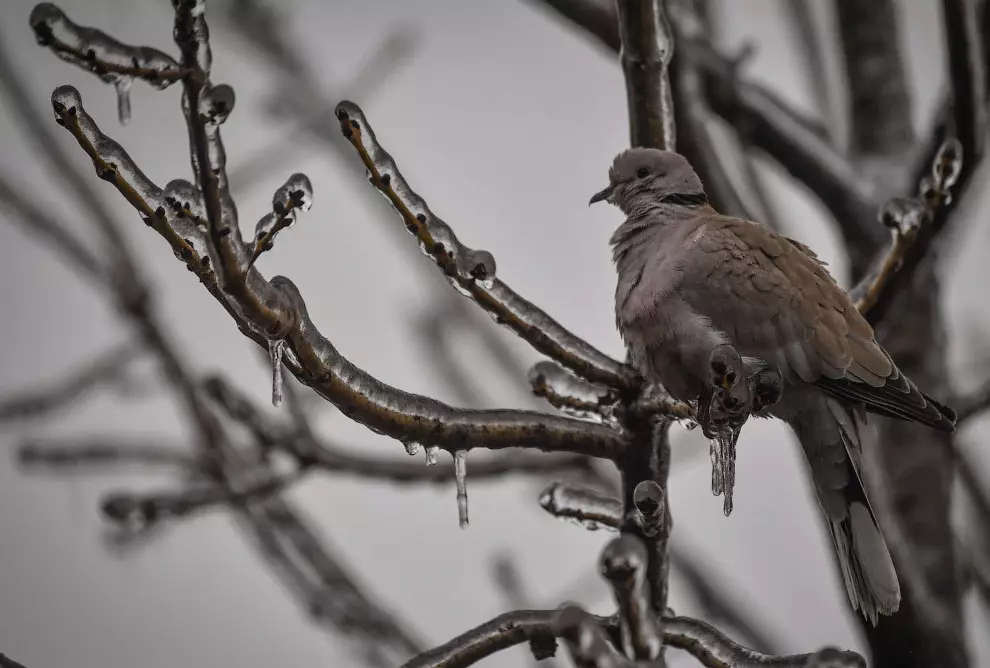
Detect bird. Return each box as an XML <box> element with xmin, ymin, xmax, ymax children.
<box><xmin>591</xmin><ymin>147</ymin><xmax>957</xmax><ymax>625</ymax></box>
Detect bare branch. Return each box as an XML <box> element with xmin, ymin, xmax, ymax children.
<box><xmin>46</xmin><ymin>88</ymin><xmax>627</xmax><ymax>461</ymax></box>
<box><xmin>0</xmin><ymin>171</ymin><xmax>106</xmax><ymax>284</ymax></box>
<box><xmin>834</xmin><ymin>0</ymin><xmax>915</xmax><ymax>160</ymax></box>
<box><xmin>781</xmin><ymin>0</ymin><xmax>842</xmax><ymax>142</ymax></box>
<box><xmin>101</xmin><ymin>469</ymin><xmax>304</xmax><ymax>529</ymax></box>
<box><xmin>334</xmin><ymin>102</ymin><xmax>634</xmax><ymax>391</ymax></box>
<box><xmin>851</xmin><ymin>138</ymin><xmax>965</xmax><ymax>322</ymax></box>
<box><xmin>0</xmin><ymin>341</ymin><xmax>141</xmax><ymax>422</ymax></box>
<box><xmin>540</xmin><ymin>481</ymin><xmax>623</xmax><ymax>530</ymax></box>
<box><xmin>599</xmin><ymin>535</ymin><xmax>663</xmax><ymax>660</ymax></box>
<box><xmin>29</xmin><ymin>4</ymin><xmax>190</xmax><ymax>97</ymax></box>
<box><xmin>529</xmin><ymin>361</ymin><xmax>619</xmax><ymax>421</ymax></box>
<box><xmin>942</xmin><ymin>0</ymin><xmax>988</xmax><ymax>165</ymax></box>
<box><xmin>616</xmin><ymin>0</ymin><xmax>676</xmax><ymax>149</ymax></box>
<box><xmin>17</xmin><ymin>437</ymin><xmax>199</xmax><ymax>472</ymax></box>
<box><xmin>663</xmin><ymin>617</ymin><xmax>865</xmax><ymax>667</ymax></box>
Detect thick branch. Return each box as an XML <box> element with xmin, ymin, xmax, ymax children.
<box><xmin>616</xmin><ymin>0</ymin><xmax>676</xmax><ymax>149</ymax></box>
<box><xmin>334</xmin><ymin>102</ymin><xmax>635</xmax><ymax>391</ymax></box>
<box><xmin>834</xmin><ymin>0</ymin><xmax>915</xmax><ymax>159</ymax></box>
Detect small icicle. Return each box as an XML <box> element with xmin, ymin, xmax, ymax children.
<box><xmin>403</xmin><ymin>441</ymin><xmax>421</xmax><ymax>456</ymax></box>
<box><xmin>425</xmin><ymin>446</ymin><xmax>439</xmax><ymax>467</ymax></box>
<box><xmin>114</xmin><ymin>77</ymin><xmax>133</xmax><ymax>126</ymax></box>
<box><xmin>268</xmin><ymin>338</ymin><xmax>285</xmax><ymax>407</ymax></box>
<box><xmin>454</xmin><ymin>450</ymin><xmax>468</xmax><ymax>528</ymax></box>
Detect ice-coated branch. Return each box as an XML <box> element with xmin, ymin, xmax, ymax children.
<box><xmin>851</xmin><ymin>137</ymin><xmax>964</xmax><ymax>322</ymax></box>
<box><xmin>334</xmin><ymin>101</ymin><xmax>636</xmax><ymax>392</ymax></box>
<box><xmin>539</xmin><ymin>481</ymin><xmax>623</xmax><ymax>530</ymax></box>
<box><xmin>0</xmin><ymin>342</ymin><xmax>141</xmax><ymax>422</ymax></box>
<box><xmin>942</xmin><ymin>0</ymin><xmax>988</xmax><ymax>168</ymax></box>
<box><xmin>599</xmin><ymin>535</ymin><xmax>663</xmax><ymax>661</ymax></box>
<box><xmin>248</xmin><ymin>173</ymin><xmax>314</xmax><ymax>268</ymax></box>
<box><xmin>45</xmin><ymin>88</ymin><xmax>627</xmax><ymax>462</ymax></box>
<box><xmin>663</xmin><ymin>617</ymin><xmax>866</xmax><ymax>667</ymax></box>
<box><xmin>556</xmin><ymin>606</ymin><xmax>636</xmax><ymax>668</ymax></box>
<box><xmin>207</xmin><ymin>373</ymin><xmax>598</xmax><ymax>483</ymax></box>
<box><xmin>30</xmin><ymin>3</ymin><xmax>190</xmax><ymax>123</ymax></box>
<box><xmin>529</xmin><ymin>361</ymin><xmax>619</xmax><ymax>421</ymax></box>
<box><xmin>615</xmin><ymin>0</ymin><xmax>676</xmax><ymax>150</ymax></box>
<box><xmin>0</xmin><ymin>652</ymin><xmax>29</xmax><ymax>668</ymax></box>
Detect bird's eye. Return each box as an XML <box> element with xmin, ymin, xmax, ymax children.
<box><xmin>636</xmin><ymin>167</ymin><xmax>650</xmax><ymax>179</ymax></box>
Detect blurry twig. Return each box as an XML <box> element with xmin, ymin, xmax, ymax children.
<box><xmin>0</xmin><ymin>342</ymin><xmax>142</xmax><ymax>423</ymax></box>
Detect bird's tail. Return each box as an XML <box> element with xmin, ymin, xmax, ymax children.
<box><xmin>796</xmin><ymin>401</ymin><xmax>901</xmax><ymax>624</ymax></box>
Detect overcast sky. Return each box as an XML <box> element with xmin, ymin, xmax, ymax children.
<box><xmin>1</xmin><ymin>1</ymin><xmax>989</xmax><ymax>667</ymax></box>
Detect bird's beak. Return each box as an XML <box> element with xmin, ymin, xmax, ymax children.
<box><xmin>589</xmin><ymin>184</ymin><xmax>614</xmax><ymax>206</ymax></box>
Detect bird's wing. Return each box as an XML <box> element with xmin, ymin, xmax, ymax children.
<box><xmin>677</xmin><ymin>214</ymin><xmax>954</xmax><ymax>431</ymax></box>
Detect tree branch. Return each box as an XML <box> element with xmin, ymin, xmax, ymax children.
<box><xmin>942</xmin><ymin>0</ymin><xmax>988</xmax><ymax>178</ymax></box>
<box><xmin>334</xmin><ymin>102</ymin><xmax>635</xmax><ymax>391</ymax></box>
<box><xmin>850</xmin><ymin>138</ymin><xmax>965</xmax><ymax>323</ymax></box>
<box><xmin>45</xmin><ymin>86</ymin><xmax>627</xmax><ymax>461</ymax></box>
<box><xmin>616</xmin><ymin>0</ymin><xmax>676</xmax><ymax>149</ymax></box>
<box><xmin>0</xmin><ymin>341</ymin><xmax>141</xmax><ymax>422</ymax></box>
<box><xmin>956</xmin><ymin>379</ymin><xmax>990</xmax><ymax>423</ymax></box>
<box><xmin>539</xmin><ymin>481</ymin><xmax>623</xmax><ymax>530</ymax></box>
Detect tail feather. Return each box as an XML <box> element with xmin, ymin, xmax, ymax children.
<box><xmin>826</xmin><ymin>488</ymin><xmax>900</xmax><ymax>625</ymax></box>
<box><xmin>790</xmin><ymin>399</ymin><xmax>901</xmax><ymax>623</ymax></box>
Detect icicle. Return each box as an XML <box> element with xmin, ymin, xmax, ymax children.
<box><xmin>425</xmin><ymin>446</ymin><xmax>439</xmax><ymax>466</ymax></box>
<box><xmin>268</xmin><ymin>338</ymin><xmax>285</xmax><ymax>407</ymax></box>
<box><xmin>403</xmin><ymin>441</ymin><xmax>421</xmax><ymax>456</ymax></box>
<box><xmin>709</xmin><ymin>425</ymin><xmax>739</xmax><ymax>517</ymax></box>
<box><xmin>454</xmin><ymin>450</ymin><xmax>468</xmax><ymax>528</ymax></box>
<box><xmin>114</xmin><ymin>77</ymin><xmax>132</xmax><ymax>126</ymax></box>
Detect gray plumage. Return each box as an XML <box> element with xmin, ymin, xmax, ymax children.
<box><xmin>594</xmin><ymin>147</ymin><xmax>958</xmax><ymax>625</ymax></box>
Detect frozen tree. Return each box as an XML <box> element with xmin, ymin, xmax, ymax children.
<box><xmin>1</xmin><ymin>1</ymin><xmax>989</xmax><ymax>667</ymax></box>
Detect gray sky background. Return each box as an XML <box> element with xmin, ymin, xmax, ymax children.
<box><xmin>1</xmin><ymin>1</ymin><xmax>989</xmax><ymax>667</ymax></box>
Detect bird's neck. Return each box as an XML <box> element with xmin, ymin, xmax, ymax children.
<box><xmin>609</xmin><ymin>198</ymin><xmax>711</xmax><ymax>271</ymax></box>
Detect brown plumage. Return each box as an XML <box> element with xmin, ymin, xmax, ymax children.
<box><xmin>594</xmin><ymin>147</ymin><xmax>958</xmax><ymax>624</ymax></box>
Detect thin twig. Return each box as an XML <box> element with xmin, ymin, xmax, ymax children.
<box><xmin>0</xmin><ymin>341</ymin><xmax>141</xmax><ymax>422</ymax></box>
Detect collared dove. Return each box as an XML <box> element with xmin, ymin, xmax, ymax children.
<box><xmin>591</xmin><ymin>147</ymin><xmax>957</xmax><ymax>625</ymax></box>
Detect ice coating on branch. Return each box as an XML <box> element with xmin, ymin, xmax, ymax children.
<box><xmin>878</xmin><ymin>197</ymin><xmax>925</xmax><ymax>236</ymax></box>
<box><xmin>538</xmin><ymin>482</ymin><xmax>622</xmax><ymax>531</ymax></box>
<box><xmin>632</xmin><ymin>480</ymin><xmax>664</xmax><ymax>537</ymax></box>
<box><xmin>31</xmin><ymin>4</ymin><xmax>184</xmax><ymax>96</ymax></box>
<box><xmin>528</xmin><ymin>360</ymin><xmax>612</xmax><ymax>422</ymax></box>
<box><xmin>454</xmin><ymin>450</ymin><xmax>468</xmax><ymax>528</ymax></box>
<box><xmin>50</xmin><ymin>86</ymin><xmax>162</xmax><ymax>203</ymax></box>
<box><xmin>334</xmin><ymin>102</ymin><xmax>497</xmax><ymax>289</ymax></box>
<box><xmin>172</xmin><ymin>0</ymin><xmax>212</xmax><ymax>75</ymax></box>
<box><xmin>268</xmin><ymin>338</ymin><xmax>285</xmax><ymax>407</ymax></box>
<box><xmin>249</xmin><ymin>173</ymin><xmax>313</xmax><ymax>267</ymax></box>
<box><xmin>403</xmin><ymin>441</ymin><xmax>421</xmax><ymax>456</ymax></box>
<box><xmin>200</xmin><ymin>83</ymin><xmax>235</xmax><ymax>126</ymax></box>
<box><xmin>933</xmin><ymin>137</ymin><xmax>963</xmax><ymax>191</ymax></box>
<box><xmin>425</xmin><ymin>445</ymin><xmax>439</xmax><ymax>467</ymax></box>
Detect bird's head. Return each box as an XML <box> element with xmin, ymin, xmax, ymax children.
<box><xmin>589</xmin><ymin>148</ymin><xmax>707</xmax><ymax>213</ymax></box>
